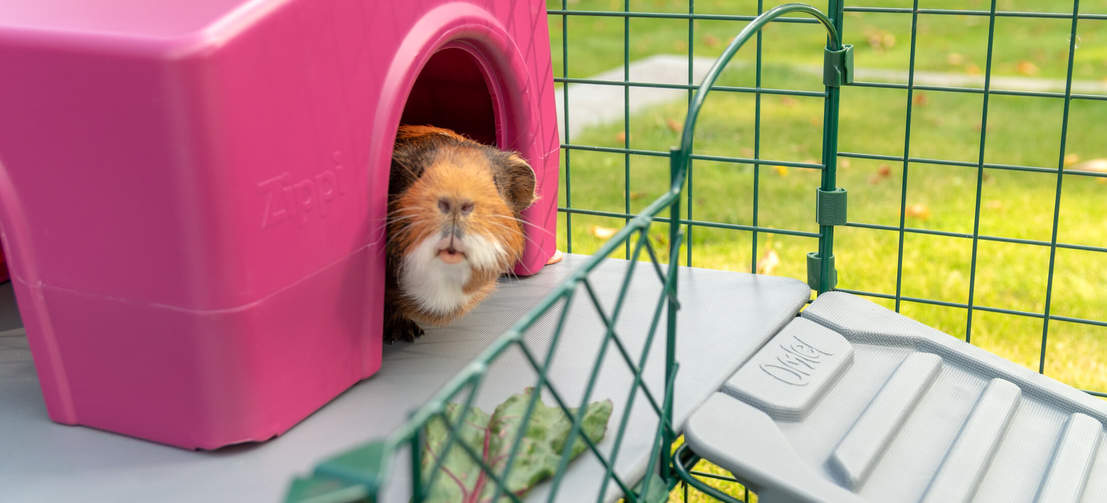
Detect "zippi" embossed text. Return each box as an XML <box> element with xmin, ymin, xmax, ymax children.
<box><xmin>258</xmin><ymin>153</ymin><xmax>346</xmax><ymax>229</ymax></box>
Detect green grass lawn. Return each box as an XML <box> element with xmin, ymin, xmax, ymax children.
<box><xmin>544</xmin><ymin>2</ymin><xmax>1107</xmax><ymax>500</ymax></box>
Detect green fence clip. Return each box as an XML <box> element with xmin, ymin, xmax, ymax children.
<box><xmin>823</xmin><ymin>44</ymin><xmax>854</xmax><ymax>87</ymax></box>
<box><xmin>816</xmin><ymin>187</ymin><xmax>847</xmax><ymax>225</ymax></box>
<box><xmin>807</xmin><ymin>252</ymin><xmax>837</xmax><ymax>291</ymax></box>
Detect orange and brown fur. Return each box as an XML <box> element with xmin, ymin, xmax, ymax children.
<box><xmin>384</xmin><ymin>125</ymin><xmax>537</xmax><ymax>342</ymax></box>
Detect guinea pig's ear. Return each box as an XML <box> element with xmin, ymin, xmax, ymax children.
<box><xmin>490</xmin><ymin>152</ymin><xmax>538</xmax><ymax>214</ymax></box>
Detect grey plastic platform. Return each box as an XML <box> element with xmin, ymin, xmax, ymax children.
<box><xmin>685</xmin><ymin>291</ymin><xmax>1107</xmax><ymax>503</ymax></box>
<box><xmin>0</xmin><ymin>254</ymin><xmax>810</xmax><ymax>502</ymax></box>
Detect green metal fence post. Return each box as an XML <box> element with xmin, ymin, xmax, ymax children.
<box><xmin>808</xmin><ymin>0</ymin><xmax>850</xmax><ymax>293</ymax></box>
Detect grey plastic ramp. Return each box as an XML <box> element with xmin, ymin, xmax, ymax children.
<box><xmin>831</xmin><ymin>352</ymin><xmax>942</xmax><ymax>490</ymax></box>
<box><xmin>0</xmin><ymin>255</ymin><xmax>810</xmax><ymax>503</ymax></box>
<box><xmin>920</xmin><ymin>378</ymin><xmax>1020</xmax><ymax>503</ymax></box>
<box><xmin>685</xmin><ymin>291</ymin><xmax>1107</xmax><ymax>503</ymax></box>
<box><xmin>1037</xmin><ymin>413</ymin><xmax>1103</xmax><ymax>503</ymax></box>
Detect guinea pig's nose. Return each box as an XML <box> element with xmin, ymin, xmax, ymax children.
<box><xmin>437</xmin><ymin>197</ymin><xmax>475</xmax><ymax>216</ymax></box>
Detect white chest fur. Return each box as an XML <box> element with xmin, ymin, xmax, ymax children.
<box><xmin>400</xmin><ymin>237</ymin><xmax>475</xmax><ymax>315</ymax></box>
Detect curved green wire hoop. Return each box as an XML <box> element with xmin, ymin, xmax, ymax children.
<box><xmin>673</xmin><ymin>2</ymin><xmax>842</xmax><ymax>189</ymax></box>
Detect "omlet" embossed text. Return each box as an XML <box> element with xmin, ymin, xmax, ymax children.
<box><xmin>758</xmin><ymin>335</ymin><xmax>835</xmax><ymax>386</ymax></box>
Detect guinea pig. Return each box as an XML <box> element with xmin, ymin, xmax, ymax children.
<box><xmin>383</xmin><ymin>125</ymin><xmax>537</xmax><ymax>343</ymax></box>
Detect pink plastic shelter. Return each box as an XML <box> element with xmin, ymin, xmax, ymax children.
<box><xmin>0</xmin><ymin>0</ymin><xmax>559</xmax><ymax>449</ymax></box>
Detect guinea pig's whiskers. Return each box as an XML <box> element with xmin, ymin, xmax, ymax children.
<box><xmin>389</xmin><ymin>225</ymin><xmax>427</xmax><ymax>247</ymax></box>
<box><xmin>385</xmin><ymin>215</ymin><xmax>420</xmax><ymax>227</ymax></box>
<box><xmin>489</xmin><ymin>214</ymin><xmax>555</xmax><ymax>238</ymax></box>
<box><xmin>384</xmin><ymin>209</ymin><xmax>430</xmax><ymax>232</ymax></box>
<box><xmin>378</xmin><ymin>208</ymin><xmax>422</xmax><ymax>233</ymax></box>
<box><xmin>483</xmin><ymin>215</ymin><xmax>540</xmax><ymax>241</ymax></box>
<box><xmin>478</xmin><ymin>219</ymin><xmax>541</xmax><ymax>252</ymax></box>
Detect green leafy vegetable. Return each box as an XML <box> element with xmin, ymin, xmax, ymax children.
<box><xmin>422</xmin><ymin>388</ymin><xmax>613</xmax><ymax>503</ymax></box>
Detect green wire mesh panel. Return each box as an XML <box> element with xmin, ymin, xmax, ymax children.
<box><xmin>829</xmin><ymin>0</ymin><xmax>1107</xmax><ymax>400</ymax></box>
<box><xmin>553</xmin><ymin>0</ymin><xmax>1107</xmax><ymax>394</ymax></box>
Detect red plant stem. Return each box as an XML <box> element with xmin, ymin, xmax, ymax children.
<box><xmin>425</xmin><ymin>440</ymin><xmax>472</xmax><ymax>500</ymax></box>
<box><xmin>465</xmin><ymin>422</ymin><xmax>495</xmax><ymax>503</ymax></box>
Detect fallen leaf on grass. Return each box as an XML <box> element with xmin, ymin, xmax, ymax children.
<box><xmin>629</xmin><ymin>191</ymin><xmax>644</xmax><ymax>201</ymax></box>
<box><xmin>986</xmin><ymin>200</ymin><xmax>1003</xmax><ymax>210</ymax></box>
<box><xmin>1064</xmin><ymin>153</ymin><xmax>1080</xmax><ymax>166</ymax></box>
<box><xmin>1071</xmin><ymin>159</ymin><xmax>1107</xmax><ymax>183</ymax></box>
<box><xmin>947</xmin><ymin>52</ymin><xmax>965</xmax><ymax>66</ymax></box>
<box><xmin>757</xmin><ymin>249</ymin><xmax>781</xmax><ymax>275</ymax></box>
<box><xmin>966</xmin><ymin>63</ymin><xmax>982</xmax><ymax>75</ymax></box>
<box><xmin>913</xmin><ymin>91</ymin><xmax>928</xmax><ymax>107</ymax></box>
<box><xmin>615</xmin><ymin>131</ymin><xmax>628</xmax><ymax>143</ymax></box>
<box><xmin>779</xmin><ymin>96</ymin><xmax>798</xmax><ymax>108</ymax></box>
<box><xmin>905</xmin><ymin>203</ymin><xmax>931</xmax><ymax>220</ymax></box>
<box><xmin>422</xmin><ymin>389</ymin><xmax>613</xmax><ymax>503</ymax></box>
<box><xmin>773</xmin><ymin>165</ymin><xmax>789</xmax><ymax>177</ymax></box>
<box><xmin>839</xmin><ymin>158</ymin><xmax>852</xmax><ymax>169</ymax></box>
<box><xmin>865</xmin><ymin>28</ymin><xmax>896</xmax><ymax>50</ymax></box>
<box><xmin>880</xmin><ymin>31</ymin><xmax>896</xmax><ymax>49</ymax></box>
<box><xmin>665</xmin><ymin>117</ymin><xmax>682</xmax><ymax>133</ymax></box>
<box><xmin>590</xmin><ymin>225</ymin><xmax>617</xmax><ymax>240</ymax></box>
<box><xmin>1016</xmin><ymin>60</ymin><xmax>1040</xmax><ymax>76</ymax></box>
<box><xmin>703</xmin><ymin>34</ymin><xmax>721</xmax><ymax>48</ymax></box>
<box><xmin>1069</xmin><ymin>158</ymin><xmax>1107</xmax><ymax>173</ymax></box>
<box><xmin>869</xmin><ymin>164</ymin><xmax>892</xmax><ymax>184</ymax></box>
